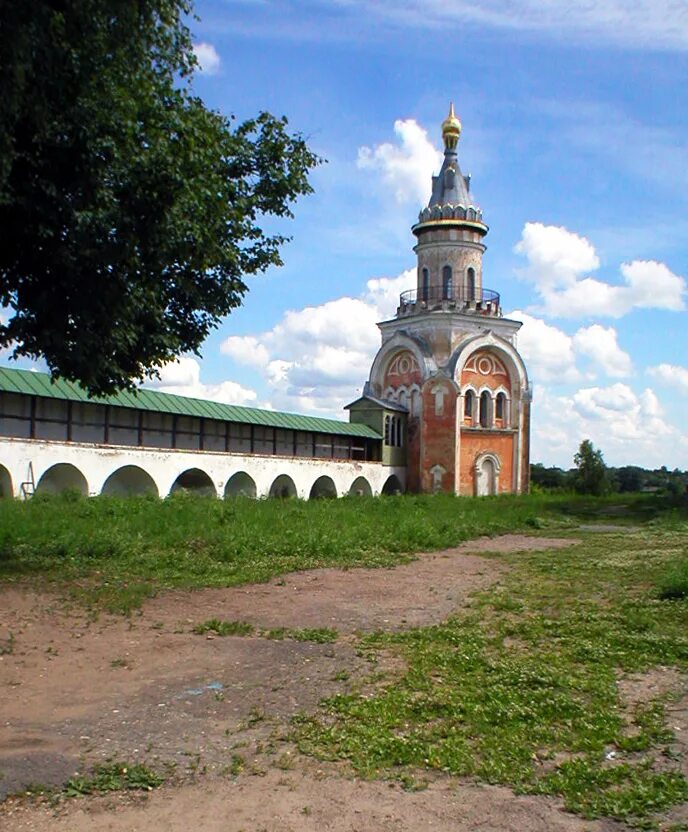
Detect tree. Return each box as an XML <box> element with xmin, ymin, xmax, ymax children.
<box><xmin>0</xmin><ymin>1</ymin><xmax>320</xmax><ymax>395</ymax></box>
<box><xmin>530</xmin><ymin>463</ymin><xmax>568</xmax><ymax>490</ymax></box>
<box><xmin>572</xmin><ymin>439</ymin><xmax>610</xmax><ymax>496</ymax></box>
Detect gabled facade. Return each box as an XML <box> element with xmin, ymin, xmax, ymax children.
<box><xmin>363</xmin><ymin>105</ymin><xmax>531</xmax><ymax>495</ymax></box>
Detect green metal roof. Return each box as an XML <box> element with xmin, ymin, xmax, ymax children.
<box><xmin>0</xmin><ymin>366</ymin><xmax>381</xmax><ymax>440</ymax></box>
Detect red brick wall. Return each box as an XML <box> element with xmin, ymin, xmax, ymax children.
<box><xmin>459</xmin><ymin>431</ymin><xmax>515</xmax><ymax>495</ymax></box>
<box><xmin>383</xmin><ymin>350</ymin><xmax>424</xmax><ymax>492</ymax></box>
<box><xmin>420</xmin><ymin>377</ymin><xmax>457</xmax><ymax>493</ymax></box>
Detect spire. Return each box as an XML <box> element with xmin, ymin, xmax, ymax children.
<box><xmin>422</xmin><ymin>103</ymin><xmax>477</xmax><ymax>214</ymax></box>
<box><xmin>441</xmin><ymin>102</ymin><xmax>462</xmax><ymax>150</ymax></box>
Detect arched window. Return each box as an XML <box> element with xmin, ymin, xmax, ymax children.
<box><xmin>464</xmin><ymin>390</ymin><xmax>474</xmax><ymax>422</ymax></box>
<box><xmin>421</xmin><ymin>267</ymin><xmax>429</xmax><ymax>302</ymax></box>
<box><xmin>395</xmin><ymin>417</ymin><xmax>403</xmax><ymax>447</ymax></box>
<box><xmin>479</xmin><ymin>391</ymin><xmax>491</xmax><ymax>428</ymax></box>
<box><xmin>496</xmin><ymin>392</ymin><xmax>506</xmax><ymax>422</ymax></box>
<box><xmin>467</xmin><ymin>267</ymin><xmax>476</xmax><ymax>300</ymax></box>
<box><xmin>442</xmin><ymin>265</ymin><xmax>453</xmax><ymax>300</ymax></box>
<box><xmin>384</xmin><ymin>415</ymin><xmax>391</xmax><ymax>445</ymax></box>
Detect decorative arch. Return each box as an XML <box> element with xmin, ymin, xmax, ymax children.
<box><xmin>224</xmin><ymin>472</ymin><xmax>257</xmax><ymax>499</ymax></box>
<box><xmin>474</xmin><ymin>452</ymin><xmax>502</xmax><ymax>497</ymax></box>
<box><xmin>466</xmin><ymin>267</ymin><xmax>476</xmax><ymax>300</ymax></box>
<box><xmin>102</xmin><ymin>465</ymin><xmax>158</xmax><ymax>497</ymax></box>
<box><xmin>169</xmin><ymin>468</ymin><xmax>216</xmax><ymax>497</ymax></box>
<box><xmin>0</xmin><ymin>464</ymin><xmax>13</xmax><ymax>498</ymax></box>
<box><xmin>368</xmin><ymin>333</ymin><xmax>435</xmax><ymax>394</ymax></box>
<box><xmin>36</xmin><ymin>463</ymin><xmax>88</xmax><ymax>496</ymax></box>
<box><xmin>381</xmin><ymin>474</ymin><xmax>403</xmax><ymax>496</ymax></box>
<box><xmin>348</xmin><ymin>476</ymin><xmax>372</xmax><ymax>497</ymax></box>
<box><xmin>450</xmin><ymin>331</ymin><xmax>529</xmax><ymax>393</ymax></box>
<box><xmin>309</xmin><ymin>475</ymin><xmax>338</xmax><ymax>499</ymax></box>
<box><xmin>269</xmin><ymin>474</ymin><xmax>297</xmax><ymax>499</ymax></box>
<box><xmin>442</xmin><ymin>265</ymin><xmax>453</xmax><ymax>299</ymax></box>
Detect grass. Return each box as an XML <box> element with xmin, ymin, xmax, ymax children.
<box><xmin>63</xmin><ymin>761</ymin><xmax>163</xmax><ymax>796</ymax></box>
<box><xmin>191</xmin><ymin>619</ymin><xmax>338</xmax><ymax>643</ymax></box>
<box><xmin>658</xmin><ymin>554</ymin><xmax>688</xmax><ymax>600</ymax></box>
<box><xmin>192</xmin><ymin>618</ymin><xmax>255</xmax><ymax>637</ymax></box>
<box><xmin>0</xmin><ymin>491</ymin><xmax>671</xmax><ymax>614</ymax></box>
<box><xmin>293</xmin><ymin>521</ymin><xmax>688</xmax><ymax>827</ymax></box>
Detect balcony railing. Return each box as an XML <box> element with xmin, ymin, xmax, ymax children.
<box><xmin>398</xmin><ymin>286</ymin><xmax>501</xmax><ymax>317</ymax></box>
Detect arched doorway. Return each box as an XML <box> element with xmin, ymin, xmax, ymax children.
<box><xmin>0</xmin><ymin>465</ymin><xmax>13</xmax><ymax>498</ymax></box>
<box><xmin>381</xmin><ymin>474</ymin><xmax>402</xmax><ymax>495</ymax></box>
<box><xmin>102</xmin><ymin>466</ymin><xmax>158</xmax><ymax>497</ymax></box>
<box><xmin>348</xmin><ymin>476</ymin><xmax>372</xmax><ymax>497</ymax></box>
<box><xmin>269</xmin><ymin>474</ymin><xmax>297</xmax><ymax>499</ymax></box>
<box><xmin>36</xmin><ymin>463</ymin><xmax>88</xmax><ymax>496</ymax></box>
<box><xmin>475</xmin><ymin>454</ymin><xmax>500</xmax><ymax>496</ymax></box>
<box><xmin>169</xmin><ymin>468</ymin><xmax>216</xmax><ymax>496</ymax></box>
<box><xmin>224</xmin><ymin>472</ymin><xmax>257</xmax><ymax>499</ymax></box>
<box><xmin>309</xmin><ymin>476</ymin><xmax>337</xmax><ymax>499</ymax></box>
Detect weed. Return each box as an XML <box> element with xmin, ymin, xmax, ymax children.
<box><xmin>658</xmin><ymin>554</ymin><xmax>688</xmax><ymax>600</ymax></box>
<box><xmin>63</xmin><ymin>762</ymin><xmax>163</xmax><ymax>796</ymax></box>
<box><xmin>290</xmin><ymin>628</ymin><xmax>338</xmax><ymax>644</ymax></box>
<box><xmin>0</xmin><ymin>631</ymin><xmax>15</xmax><ymax>655</ymax></box>
<box><xmin>192</xmin><ymin>619</ymin><xmax>255</xmax><ymax>637</ymax></box>
<box><xmin>110</xmin><ymin>657</ymin><xmax>129</xmax><ymax>669</ymax></box>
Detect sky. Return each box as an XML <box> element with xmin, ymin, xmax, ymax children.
<box><xmin>12</xmin><ymin>0</ymin><xmax>688</xmax><ymax>469</ymax></box>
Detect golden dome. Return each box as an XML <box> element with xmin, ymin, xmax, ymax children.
<box><xmin>441</xmin><ymin>102</ymin><xmax>462</xmax><ymax>150</ymax></box>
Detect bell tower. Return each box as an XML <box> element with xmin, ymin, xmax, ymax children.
<box><xmin>362</xmin><ymin>105</ymin><xmax>532</xmax><ymax>495</ymax></box>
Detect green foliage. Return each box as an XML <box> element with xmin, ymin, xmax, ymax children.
<box><xmin>658</xmin><ymin>554</ymin><xmax>688</xmax><ymax>600</ymax></box>
<box><xmin>290</xmin><ymin>628</ymin><xmax>338</xmax><ymax>644</ymax></box>
<box><xmin>0</xmin><ymin>1</ymin><xmax>320</xmax><ymax>394</ymax></box>
<box><xmin>295</xmin><ymin>526</ymin><xmax>688</xmax><ymax>826</ymax></box>
<box><xmin>192</xmin><ymin>618</ymin><xmax>255</xmax><ymax>636</ymax></box>
<box><xmin>573</xmin><ymin>440</ymin><xmax>610</xmax><ymax>496</ymax></box>
<box><xmin>63</xmin><ymin>761</ymin><xmax>163</xmax><ymax>796</ymax></box>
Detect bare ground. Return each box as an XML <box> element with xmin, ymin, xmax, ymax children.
<box><xmin>0</xmin><ymin>534</ymin><xmax>629</xmax><ymax>831</ymax></box>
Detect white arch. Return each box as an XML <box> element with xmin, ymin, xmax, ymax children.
<box><xmin>381</xmin><ymin>474</ymin><xmax>403</xmax><ymax>495</ymax></box>
<box><xmin>224</xmin><ymin>471</ymin><xmax>257</xmax><ymax>498</ymax></box>
<box><xmin>102</xmin><ymin>465</ymin><xmax>158</xmax><ymax>497</ymax></box>
<box><xmin>474</xmin><ymin>452</ymin><xmax>501</xmax><ymax>496</ymax></box>
<box><xmin>348</xmin><ymin>476</ymin><xmax>373</xmax><ymax>496</ymax></box>
<box><xmin>269</xmin><ymin>474</ymin><xmax>297</xmax><ymax>499</ymax></box>
<box><xmin>452</xmin><ymin>332</ymin><xmax>529</xmax><ymax>392</ymax></box>
<box><xmin>309</xmin><ymin>475</ymin><xmax>338</xmax><ymax>499</ymax></box>
<box><xmin>35</xmin><ymin>463</ymin><xmax>88</xmax><ymax>496</ymax></box>
<box><xmin>169</xmin><ymin>468</ymin><xmax>216</xmax><ymax>497</ymax></box>
<box><xmin>0</xmin><ymin>464</ymin><xmax>12</xmax><ymax>498</ymax></box>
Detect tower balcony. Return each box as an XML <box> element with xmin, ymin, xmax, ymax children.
<box><xmin>397</xmin><ymin>287</ymin><xmax>502</xmax><ymax>318</ymax></box>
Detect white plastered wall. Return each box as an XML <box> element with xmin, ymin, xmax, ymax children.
<box><xmin>0</xmin><ymin>437</ymin><xmax>405</xmax><ymax>499</ymax></box>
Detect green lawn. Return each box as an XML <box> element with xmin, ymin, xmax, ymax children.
<box><xmin>0</xmin><ymin>490</ymin><xmax>657</xmax><ymax>613</ymax></box>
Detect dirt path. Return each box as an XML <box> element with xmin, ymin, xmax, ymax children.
<box><xmin>0</xmin><ymin>534</ymin><xmax>589</xmax><ymax>830</ymax></box>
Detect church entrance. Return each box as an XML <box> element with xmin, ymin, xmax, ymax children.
<box><xmin>476</xmin><ymin>455</ymin><xmax>498</xmax><ymax>496</ymax></box>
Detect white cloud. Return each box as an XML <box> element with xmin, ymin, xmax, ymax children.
<box><xmin>572</xmin><ymin>324</ymin><xmax>632</xmax><ymax>378</ymax></box>
<box><xmin>509</xmin><ymin>310</ymin><xmax>580</xmax><ymax>384</ymax></box>
<box><xmin>331</xmin><ymin>1</ymin><xmax>688</xmax><ymax>51</ymax></box>
<box><xmin>532</xmin><ymin>383</ymin><xmax>685</xmax><ymax>469</ymax></box>
<box><xmin>220</xmin><ymin>269</ymin><xmax>416</xmax><ymax>415</ymax></box>
<box><xmin>648</xmin><ymin>363</ymin><xmax>688</xmax><ymax>393</ymax></box>
<box><xmin>357</xmin><ymin>120</ymin><xmax>443</xmax><ymax>206</ymax></box>
<box><xmin>194</xmin><ymin>42</ymin><xmax>221</xmax><ymax>75</ymax></box>
<box><xmin>515</xmin><ymin>223</ymin><xmax>686</xmax><ymax>318</ymax></box>
<box><xmin>146</xmin><ymin>356</ymin><xmax>257</xmax><ymax>406</ymax></box>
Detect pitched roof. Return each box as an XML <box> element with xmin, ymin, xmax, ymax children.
<box><xmin>345</xmin><ymin>393</ymin><xmax>408</xmax><ymax>413</ymax></box>
<box><xmin>0</xmin><ymin>366</ymin><xmax>381</xmax><ymax>439</ymax></box>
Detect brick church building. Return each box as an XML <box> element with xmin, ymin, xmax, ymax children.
<box><xmin>348</xmin><ymin>105</ymin><xmax>531</xmax><ymax>495</ymax></box>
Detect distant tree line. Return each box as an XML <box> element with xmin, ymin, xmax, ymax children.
<box><xmin>531</xmin><ymin>439</ymin><xmax>688</xmax><ymax>498</ymax></box>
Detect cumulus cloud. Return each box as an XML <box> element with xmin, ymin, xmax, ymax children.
<box><xmin>515</xmin><ymin>222</ymin><xmax>686</xmax><ymax>318</ymax></box>
<box><xmin>572</xmin><ymin>325</ymin><xmax>632</xmax><ymax>378</ymax></box>
<box><xmin>648</xmin><ymin>363</ymin><xmax>688</xmax><ymax>393</ymax></box>
<box><xmin>146</xmin><ymin>356</ymin><xmax>257</xmax><ymax>406</ymax></box>
<box><xmin>508</xmin><ymin>310</ymin><xmax>580</xmax><ymax>384</ymax></box>
<box><xmin>357</xmin><ymin>120</ymin><xmax>443</xmax><ymax>206</ymax></box>
<box><xmin>532</xmin><ymin>383</ymin><xmax>684</xmax><ymax>469</ymax></box>
<box><xmin>220</xmin><ymin>269</ymin><xmax>415</xmax><ymax>415</ymax></box>
<box><xmin>194</xmin><ymin>42</ymin><xmax>221</xmax><ymax>75</ymax></box>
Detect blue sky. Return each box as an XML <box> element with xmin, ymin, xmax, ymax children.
<box><xmin>13</xmin><ymin>0</ymin><xmax>688</xmax><ymax>469</ymax></box>
<box><xmin>158</xmin><ymin>0</ymin><xmax>688</xmax><ymax>469</ymax></box>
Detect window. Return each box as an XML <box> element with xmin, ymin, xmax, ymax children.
<box><xmin>464</xmin><ymin>390</ymin><xmax>474</xmax><ymax>421</ymax></box>
<box><xmin>384</xmin><ymin>415</ymin><xmax>391</xmax><ymax>445</ymax></box>
<box><xmin>421</xmin><ymin>267</ymin><xmax>429</xmax><ymax>301</ymax></box>
<box><xmin>467</xmin><ymin>267</ymin><xmax>476</xmax><ymax>300</ymax></box>
<box><xmin>442</xmin><ymin>265</ymin><xmax>453</xmax><ymax>299</ymax></box>
<box><xmin>479</xmin><ymin>391</ymin><xmax>491</xmax><ymax>428</ymax></box>
<box><xmin>496</xmin><ymin>392</ymin><xmax>506</xmax><ymax>421</ymax></box>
